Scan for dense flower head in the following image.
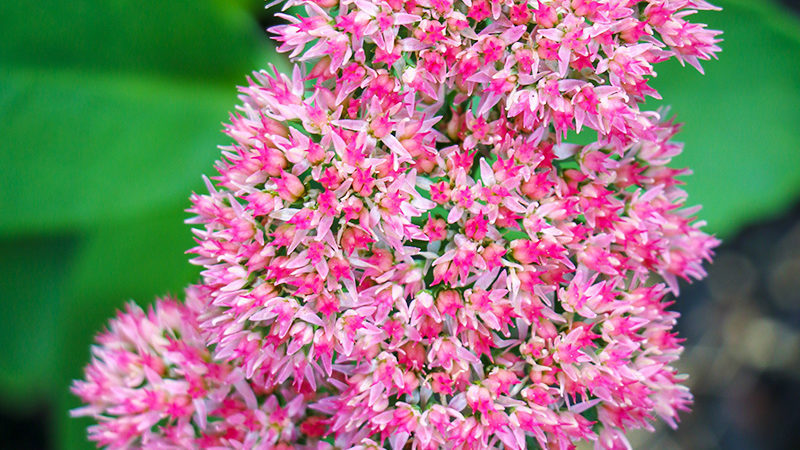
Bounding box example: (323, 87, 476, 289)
(269, 0, 721, 146)
(71, 290, 326, 449)
(75, 0, 721, 449)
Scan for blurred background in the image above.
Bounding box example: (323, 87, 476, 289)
(1, 0, 798, 448)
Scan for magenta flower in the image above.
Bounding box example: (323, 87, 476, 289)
(71, 288, 326, 449)
(75, 0, 722, 448)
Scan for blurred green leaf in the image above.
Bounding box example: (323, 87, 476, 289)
(0, 0, 287, 442)
(0, 0, 268, 81)
(0, 66, 233, 232)
(652, 0, 800, 237)
(0, 0, 289, 234)
(61, 204, 200, 311)
(0, 235, 79, 407)
(0, 0, 291, 447)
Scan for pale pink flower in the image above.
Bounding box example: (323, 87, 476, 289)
(71, 288, 326, 449)
(78, 0, 724, 448)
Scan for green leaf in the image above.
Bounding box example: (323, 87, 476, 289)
(0, 66, 232, 232)
(0, 0, 290, 234)
(650, 0, 800, 237)
(0, 0, 270, 81)
(0, 234, 79, 407)
(0, 0, 292, 444)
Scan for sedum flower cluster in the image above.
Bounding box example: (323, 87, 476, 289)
(71, 291, 319, 449)
(74, 1, 721, 448)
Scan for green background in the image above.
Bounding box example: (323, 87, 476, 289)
(0, 0, 798, 448)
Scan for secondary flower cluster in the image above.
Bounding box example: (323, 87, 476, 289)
(74, 1, 721, 448)
(71, 290, 325, 449)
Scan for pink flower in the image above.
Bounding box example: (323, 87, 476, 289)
(77, 0, 724, 448)
(71, 290, 324, 449)
(466, 385, 495, 414)
(436, 290, 463, 318)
